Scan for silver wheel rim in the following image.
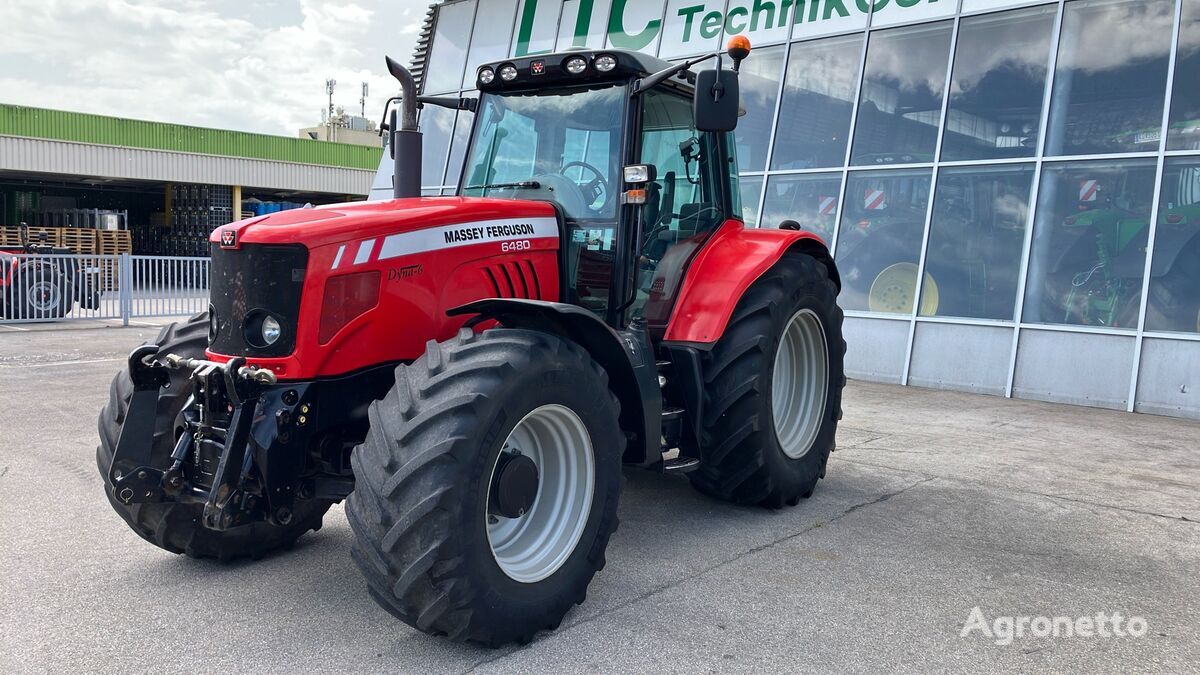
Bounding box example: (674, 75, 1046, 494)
(487, 404, 595, 583)
(29, 280, 60, 312)
(771, 309, 829, 460)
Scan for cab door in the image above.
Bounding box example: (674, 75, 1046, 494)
(629, 89, 739, 329)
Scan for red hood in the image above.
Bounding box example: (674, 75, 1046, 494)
(211, 197, 557, 249)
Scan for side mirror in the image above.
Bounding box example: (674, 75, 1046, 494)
(693, 68, 739, 133)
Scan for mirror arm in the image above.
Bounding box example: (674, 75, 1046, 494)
(418, 95, 479, 113)
(633, 52, 717, 95)
(377, 96, 402, 135)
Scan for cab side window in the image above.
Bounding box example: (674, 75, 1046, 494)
(633, 91, 728, 324)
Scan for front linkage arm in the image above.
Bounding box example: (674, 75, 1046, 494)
(108, 345, 172, 505)
(107, 347, 280, 527)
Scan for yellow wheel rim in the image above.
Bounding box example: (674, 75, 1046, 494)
(868, 262, 939, 315)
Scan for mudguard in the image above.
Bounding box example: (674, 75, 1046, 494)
(448, 298, 661, 467)
(1149, 224, 1200, 277)
(661, 220, 837, 347)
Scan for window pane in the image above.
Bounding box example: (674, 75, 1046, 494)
(424, 0, 476, 95)
(419, 105, 457, 187)
(941, 7, 1055, 162)
(1167, 0, 1200, 150)
(660, 0, 725, 59)
(740, 176, 763, 227)
(921, 165, 1035, 321)
(962, 0, 1056, 11)
(1045, 0, 1175, 156)
(834, 169, 933, 313)
(771, 34, 864, 170)
(850, 21, 954, 166)
(445, 107, 476, 186)
(760, 173, 842, 240)
(735, 45, 785, 173)
(462, 0, 518, 88)
(1023, 160, 1157, 327)
(1146, 159, 1200, 333)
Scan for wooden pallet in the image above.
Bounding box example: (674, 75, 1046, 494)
(97, 230, 132, 255)
(59, 228, 98, 254)
(0, 226, 58, 247)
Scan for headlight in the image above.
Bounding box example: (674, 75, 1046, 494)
(564, 56, 587, 74)
(594, 54, 617, 72)
(478, 67, 495, 84)
(244, 311, 284, 349)
(261, 315, 282, 346)
(499, 64, 518, 81)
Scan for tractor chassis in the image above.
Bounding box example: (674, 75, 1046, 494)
(108, 346, 379, 532)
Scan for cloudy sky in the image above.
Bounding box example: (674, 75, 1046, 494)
(0, 0, 433, 135)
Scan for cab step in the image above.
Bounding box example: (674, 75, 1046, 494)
(661, 406, 684, 421)
(662, 456, 700, 474)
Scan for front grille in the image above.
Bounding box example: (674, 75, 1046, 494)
(209, 244, 308, 357)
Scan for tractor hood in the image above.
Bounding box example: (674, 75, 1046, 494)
(210, 197, 559, 250)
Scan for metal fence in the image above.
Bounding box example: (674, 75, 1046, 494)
(0, 253, 209, 324)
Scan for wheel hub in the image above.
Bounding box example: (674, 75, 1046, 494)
(771, 309, 830, 459)
(489, 452, 539, 519)
(486, 404, 595, 583)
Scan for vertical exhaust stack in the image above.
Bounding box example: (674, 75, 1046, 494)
(385, 56, 422, 199)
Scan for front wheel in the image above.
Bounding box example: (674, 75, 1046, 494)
(688, 252, 845, 508)
(96, 314, 330, 559)
(346, 327, 623, 646)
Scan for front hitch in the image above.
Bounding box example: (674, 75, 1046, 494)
(107, 347, 278, 515)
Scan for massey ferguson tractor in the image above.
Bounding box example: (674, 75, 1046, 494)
(97, 38, 846, 645)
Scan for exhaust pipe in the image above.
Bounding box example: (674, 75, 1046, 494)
(385, 56, 422, 200)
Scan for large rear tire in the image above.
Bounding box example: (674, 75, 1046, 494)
(96, 313, 330, 559)
(688, 252, 845, 508)
(346, 327, 623, 646)
(19, 262, 68, 319)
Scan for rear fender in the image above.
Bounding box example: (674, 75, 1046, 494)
(662, 220, 838, 347)
(1149, 225, 1200, 278)
(448, 298, 661, 467)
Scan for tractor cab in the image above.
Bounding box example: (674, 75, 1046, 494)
(391, 43, 750, 330)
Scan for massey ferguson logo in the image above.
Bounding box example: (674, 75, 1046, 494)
(220, 230, 237, 249)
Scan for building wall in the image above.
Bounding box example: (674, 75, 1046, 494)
(0, 136, 375, 195)
(411, 0, 1200, 419)
(298, 126, 385, 148)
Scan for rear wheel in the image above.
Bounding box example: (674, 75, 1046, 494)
(346, 327, 623, 646)
(688, 252, 845, 508)
(20, 263, 68, 319)
(96, 313, 330, 559)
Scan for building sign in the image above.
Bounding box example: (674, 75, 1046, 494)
(513, 0, 952, 58)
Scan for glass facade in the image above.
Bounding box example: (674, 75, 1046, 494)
(407, 0, 1200, 418)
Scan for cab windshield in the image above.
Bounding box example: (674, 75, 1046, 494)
(459, 86, 625, 222)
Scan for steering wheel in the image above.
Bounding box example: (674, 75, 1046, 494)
(561, 161, 610, 212)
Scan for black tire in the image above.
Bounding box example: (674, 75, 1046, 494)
(19, 263, 68, 319)
(96, 313, 330, 559)
(688, 252, 845, 508)
(346, 327, 623, 646)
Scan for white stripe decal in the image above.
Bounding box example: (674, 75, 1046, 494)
(331, 244, 346, 269)
(354, 239, 376, 265)
(378, 217, 559, 261)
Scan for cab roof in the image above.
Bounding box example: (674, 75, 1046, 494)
(473, 49, 693, 94)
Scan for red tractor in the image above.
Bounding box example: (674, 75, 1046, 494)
(98, 38, 845, 645)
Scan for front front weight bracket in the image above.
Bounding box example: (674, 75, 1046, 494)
(109, 345, 171, 505)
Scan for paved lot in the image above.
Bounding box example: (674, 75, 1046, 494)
(1, 321, 1197, 673)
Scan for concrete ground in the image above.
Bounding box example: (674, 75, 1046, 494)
(0, 321, 1197, 674)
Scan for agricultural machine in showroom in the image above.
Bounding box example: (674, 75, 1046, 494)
(97, 38, 846, 645)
